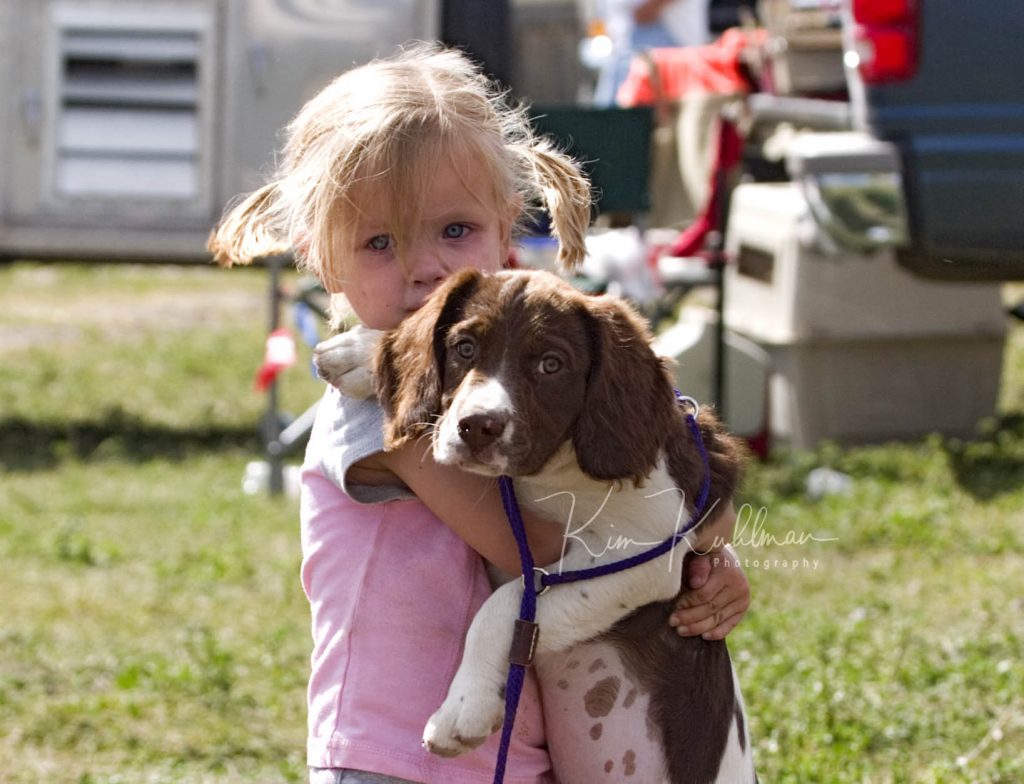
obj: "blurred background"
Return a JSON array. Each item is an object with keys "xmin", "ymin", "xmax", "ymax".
[{"xmin": 1, "ymin": 0, "xmax": 1022, "ymax": 781}]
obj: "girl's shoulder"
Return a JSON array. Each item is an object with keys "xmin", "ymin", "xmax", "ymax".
[{"xmin": 306, "ymin": 387, "xmax": 414, "ymax": 504}]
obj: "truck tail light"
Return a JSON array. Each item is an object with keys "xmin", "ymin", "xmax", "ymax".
[{"xmin": 849, "ymin": 0, "xmax": 919, "ymax": 84}]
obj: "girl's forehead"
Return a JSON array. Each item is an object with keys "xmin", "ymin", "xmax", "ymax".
[{"xmin": 349, "ymin": 151, "xmax": 498, "ymax": 226}]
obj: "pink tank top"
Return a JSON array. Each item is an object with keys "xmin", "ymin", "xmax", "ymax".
[{"xmin": 300, "ymin": 390, "xmax": 553, "ymax": 783}]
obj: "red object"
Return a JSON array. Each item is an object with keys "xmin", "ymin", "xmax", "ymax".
[
  {"xmin": 851, "ymin": 0, "xmax": 919, "ymax": 84},
  {"xmin": 616, "ymin": 28, "xmax": 765, "ymax": 107},
  {"xmin": 742, "ymin": 379, "xmax": 772, "ymax": 461},
  {"xmin": 254, "ymin": 327, "xmax": 297, "ymax": 391},
  {"xmin": 852, "ymin": 0, "xmax": 915, "ymax": 26},
  {"xmin": 664, "ymin": 117, "xmax": 743, "ymax": 259}
]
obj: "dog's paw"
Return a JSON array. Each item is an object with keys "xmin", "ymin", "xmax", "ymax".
[
  {"xmin": 422, "ymin": 685, "xmax": 505, "ymax": 758},
  {"xmin": 313, "ymin": 326, "xmax": 381, "ymax": 400}
]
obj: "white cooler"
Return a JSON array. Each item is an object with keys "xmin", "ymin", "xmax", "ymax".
[{"xmin": 723, "ymin": 182, "xmax": 1007, "ymax": 447}]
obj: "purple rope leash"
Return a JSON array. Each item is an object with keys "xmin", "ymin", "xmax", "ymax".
[
  {"xmin": 541, "ymin": 410, "xmax": 711, "ymax": 588},
  {"xmin": 490, "ymin": 394, "xmax": 711, "ymax": 784},
  {"xmin": 493, "ymin": 476, "xmax": 537, "ymax": 784}
]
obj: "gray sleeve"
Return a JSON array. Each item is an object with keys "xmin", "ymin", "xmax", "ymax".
[{"xmin": 314, "ymin": 387, "xmax": 416, "ymax": 505}]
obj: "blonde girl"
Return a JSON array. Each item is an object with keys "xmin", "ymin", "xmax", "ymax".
[{"xmin": 210, "ymin": 43, "xmax": 749, "ymax": 784}]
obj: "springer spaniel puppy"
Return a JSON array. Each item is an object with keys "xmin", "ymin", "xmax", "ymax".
[{"xmin": 316, "ymin": 269, "xmax": 756, "ymax": 784}]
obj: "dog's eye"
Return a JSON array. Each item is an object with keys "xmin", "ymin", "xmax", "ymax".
[
  {"xmin": 454, "ymin": 338, "xmax": 476, "ymax": 360},
  {"xmin": 538, "ymin": 353, "xmax": 563, "ymax": 374}
]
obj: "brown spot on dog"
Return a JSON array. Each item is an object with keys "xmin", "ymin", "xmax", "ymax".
[
  {"xmin": 623, "ymin": 686, "xmax": 638, "ymax": 708},
  {"xmin": 588, "ymin": 658, "xmax": 606, "ymax": 673},
  {"xmin": 604, "ymin": 760, "xmax": 614, "ymax": 773},
  {"xmin": 566, "ymin": 659, "xmax": 580, "ymax": 670},
  {"xmin": 623, "ymin": 749, "xmax": 636, "ymax": 776},
  {"xmin": 557, "ymin": 680, "xmax": 569, "ymax": 690},
  {"xmin": 584, "ymin": 676, "xmax": 621, "ymax": 718},
  {"xmin": 590, "ymin": 722, "xmax": 603, "ymax": 740}
]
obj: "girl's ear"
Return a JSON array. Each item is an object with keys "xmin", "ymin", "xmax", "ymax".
[
  {"xmin": 375, "ymin": 269, "xmax": 483, "ymax": 448},
  {"xmin": 207, "ymin": 182, "xmax": 290, "ymax": 266},
  {"xmin": 573, "ymin": 297, "xmax": 677, "ymax": 484}
]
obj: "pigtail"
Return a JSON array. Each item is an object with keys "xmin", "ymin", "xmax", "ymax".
[
  {"xmin": 527, "ymin": 139, "xmax": 592, "ymax": 271},
  {"xmin": 207, "ymin": 182, "xmax": 291, "ymax": 267}
]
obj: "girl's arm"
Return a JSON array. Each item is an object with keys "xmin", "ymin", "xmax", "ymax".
[
  {"xmin": 371, "ymin": 441, "xmax": 565, "ymax": 575},
  {"xmin": 365, "ymin": 440, "xmax": 750, "ymax": 639}
]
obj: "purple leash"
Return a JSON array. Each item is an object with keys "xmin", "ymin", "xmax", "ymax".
[{"xmin": 491, "ymin": 394, "xmax": 712, "ymax": 784}]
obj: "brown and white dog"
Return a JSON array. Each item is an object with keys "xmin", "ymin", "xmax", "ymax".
[{"xmin": 316, "ymin": 269, "xmax": 756, "ymax": 783}]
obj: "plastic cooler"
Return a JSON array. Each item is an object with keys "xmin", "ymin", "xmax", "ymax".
[{"xmin": 723, "ymin": 182, "xmax": 1007, "ymax": 447}]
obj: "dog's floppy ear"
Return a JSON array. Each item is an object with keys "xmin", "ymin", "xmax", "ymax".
[
  {"xmin": 375, "ymin": 269, "xmax": 483, "ymax": 448},
  {"xmin": 573, "ymin": 296, "xmax": 677, "ymax": 484}
]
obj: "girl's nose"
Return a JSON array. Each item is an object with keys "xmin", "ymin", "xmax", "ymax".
[{"xmin": 408, "ymin": 246, "xmax": 448, "ymax": 287}]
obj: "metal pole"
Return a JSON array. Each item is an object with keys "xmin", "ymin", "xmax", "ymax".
[
  {"xmin": 265, "ymin": 254, "xmax": 285, "ymax": 495},
  {"xmin": 709, "ymin": 229, "xmax": 727, "ymax": 423}
]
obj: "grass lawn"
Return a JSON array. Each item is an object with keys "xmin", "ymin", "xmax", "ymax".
[{"xmin": 1, "ymin": 262, "xmax": 1022, "ymax": 783}]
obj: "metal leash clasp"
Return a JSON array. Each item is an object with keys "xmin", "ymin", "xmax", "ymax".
[
  {"xmin": 521, "ymin": 565, "xmax": 550, "ymax": 597},
  {"xmin": 674, "ymin": 392, "xmax": 700, "ymax": 418}
]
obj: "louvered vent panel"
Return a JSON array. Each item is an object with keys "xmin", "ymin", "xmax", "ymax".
[{"xmin": 56, "ymin": 28, "xmax": 200, "ymax": 198}]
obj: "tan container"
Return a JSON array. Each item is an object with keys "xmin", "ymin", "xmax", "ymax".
[
  {"xmin": 758, "ymin": 0, "xmax": 847, "ymax": 95},
  {"xmin": 723, "ymin": 182, "xmax": 1007, "ymax": 447}
]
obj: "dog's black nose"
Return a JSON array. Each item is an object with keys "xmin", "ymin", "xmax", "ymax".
[{"xmin": 458, "ymin": 413, "xmax": 507, "ymax": 452}]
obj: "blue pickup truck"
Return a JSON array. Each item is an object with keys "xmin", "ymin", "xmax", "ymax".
[
  {"xmin": 850, "ymin": 0, "xmax": 1023, "ymax": 279},
  {"xmin": 774, "ymin": 0, "xmax": 1024, "ymax": 280}
]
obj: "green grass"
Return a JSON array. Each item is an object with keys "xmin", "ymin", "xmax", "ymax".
[
  {"xmin": 0, "ymin": 263, "xmax": 321, "ymax": 783},
  {"xmin": 1, "ymin": 262, "xmax": 1022, "ymax": 782}
]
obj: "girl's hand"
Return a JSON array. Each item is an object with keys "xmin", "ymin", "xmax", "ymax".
[{"xmin": 671, "ymin": 547, "xmax": 750, "ymax": 640}]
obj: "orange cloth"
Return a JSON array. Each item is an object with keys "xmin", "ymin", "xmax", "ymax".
[{"xmin": 616, "ymin": 28, "xmax": 766, "ymax": 106}]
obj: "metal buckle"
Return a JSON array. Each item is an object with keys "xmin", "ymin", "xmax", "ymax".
[
  {"xmin": 521, "ymin": 566, "xmax": 550, "ymax": 597},
  {"xmin": 675, "ymin": 394, "xmax": 700, "ymax": 417}
]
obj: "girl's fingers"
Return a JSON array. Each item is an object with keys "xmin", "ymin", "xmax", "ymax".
[
  {"xmin": 674, "ymin": 576, "xmax": 725, "ymax": 610},
  {"xmin": 685, "ymin": 553, "xmax": 713, "ymax": 590},
  {"xmin": 671, "ymin": 595, "xmax": 749, "ymax": 639},
  {"xmin": 670, "ymin": 582, "xmax": 730, "ymax": 627},
  {"xmin": 699, "ymin": 606, "xmax": 745, "ymax": 641}
]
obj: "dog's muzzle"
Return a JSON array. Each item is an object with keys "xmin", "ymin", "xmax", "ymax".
[{"xmin": 457, "ymin": 413, "xmax": 508, "ymax": 453}]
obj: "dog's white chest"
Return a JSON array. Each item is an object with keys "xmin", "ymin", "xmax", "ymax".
[{"xmin": 517, "ymin": 446, "xmax": 694, "ymax": 594}]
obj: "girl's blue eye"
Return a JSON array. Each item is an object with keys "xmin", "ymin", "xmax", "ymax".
[
  {"xmin": 368, "ymin": 235, "xmax": 390, "ymax": 251},
  {"xmin": 444, "ymin": 224, "xmax": 468, "ymax": 239}
]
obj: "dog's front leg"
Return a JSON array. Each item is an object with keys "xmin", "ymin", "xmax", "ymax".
[
  {"xmin": 423, "ymin": 580, "xmax": 522, "ymax": 757},
  {"xmin": 312, "ymin": 325, "xmax": 381, "ymax": 399},
  {"xmin": 423, "ymin": 560, "xmax": 676, "ymax": 757}
]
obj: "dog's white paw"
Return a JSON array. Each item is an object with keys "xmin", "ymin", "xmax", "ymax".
[
  {"xmin": 313, "ymin": 326, "xmax": 381, "ymax": 400},
  {"xmin": 422, "ymin": 683, "xmax": 505, "ymax": 758}
]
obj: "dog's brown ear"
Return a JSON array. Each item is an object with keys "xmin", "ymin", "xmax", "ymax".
[
  {"xmin": 375, "ymin": 269, "xmax": 483, "ymax": 448},
  {"xmin": 573, "ymin": 297, "xmax": 678, "ymax": 483}
]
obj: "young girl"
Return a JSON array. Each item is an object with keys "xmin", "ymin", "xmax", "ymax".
[{"xmin": 210, "ymin": 43, "xmax": 750, "ymax": 784}]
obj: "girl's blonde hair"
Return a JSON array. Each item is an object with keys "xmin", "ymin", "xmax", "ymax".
[{"xmin": 208, "ymin": 42, "xmax": 592, "ymax": 288}]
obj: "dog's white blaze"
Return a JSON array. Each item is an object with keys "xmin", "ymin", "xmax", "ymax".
[{"xmin": 434, "ymin": 375, "xmax": 516, "ymax": 470}]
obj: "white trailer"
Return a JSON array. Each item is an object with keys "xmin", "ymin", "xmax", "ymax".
[{"xmin": 0, "ymin": 0, "xmax": 439, "ymax": 261}]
